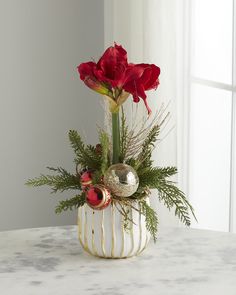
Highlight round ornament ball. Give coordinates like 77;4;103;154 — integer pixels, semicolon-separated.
104;163;139;197
80;170;93;190
86;184;111;210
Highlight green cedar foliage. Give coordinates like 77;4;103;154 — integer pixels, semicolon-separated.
156;180;197;226
26;167;81;193
123;122;197;239
140;200;159;242
68;130;101;170
26;130;111;214
136;124;160;169
55;193;86;214
26;115;196;242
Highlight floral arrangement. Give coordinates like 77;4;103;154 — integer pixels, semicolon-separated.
26;43;196;242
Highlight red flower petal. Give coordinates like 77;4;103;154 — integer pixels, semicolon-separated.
77;62;96;80
141;64;160;90
95;43;128;87
143;98;152;115
120;64;145;86
97;43;127;72
122;63;160;114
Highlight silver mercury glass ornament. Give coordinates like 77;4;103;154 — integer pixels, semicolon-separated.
104;163;139;197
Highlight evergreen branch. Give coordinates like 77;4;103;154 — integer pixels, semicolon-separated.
138;166;177;187
136;124;160;169
91;169;102;185
55;193;86;214
142;124;160;151
131;188;150;200
83;145;101;170
153;167;177;178
140;200;158;242
68;129;85;156
125;157;138;169
123;110;164;160
68;130;101;170
156;181;197;226
25;167;81;193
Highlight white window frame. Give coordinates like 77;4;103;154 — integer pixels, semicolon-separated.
179;0;236;232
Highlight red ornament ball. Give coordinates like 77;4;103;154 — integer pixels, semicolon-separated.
80;171;93;190
86;185;111;210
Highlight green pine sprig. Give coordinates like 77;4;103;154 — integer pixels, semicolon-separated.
68;130;101;170
25;167;81;193
55;193;86;214
140;200;158;242
156;180;197;226
134;165;197;227
136;124;160;169
26;110;197;240
138;166;177;187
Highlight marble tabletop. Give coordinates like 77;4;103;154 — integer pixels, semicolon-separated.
0;225;236;295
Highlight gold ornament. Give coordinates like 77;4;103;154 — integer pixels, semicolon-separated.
104;164;139;197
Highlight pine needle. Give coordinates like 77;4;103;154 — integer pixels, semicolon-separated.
25;167;81;193
68;130;101;170
55;193;86;213
157;180;197;226
140;200;158;242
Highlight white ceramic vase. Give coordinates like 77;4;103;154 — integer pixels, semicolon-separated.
77;199;150;258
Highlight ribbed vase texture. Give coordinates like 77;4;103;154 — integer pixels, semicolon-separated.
77;199;150;258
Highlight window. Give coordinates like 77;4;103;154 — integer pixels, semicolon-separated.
185;0;236;232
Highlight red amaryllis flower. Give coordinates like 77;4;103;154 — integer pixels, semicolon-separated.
94;43;128;88
78;43;128;93
77;43;161;114
122;64;160;115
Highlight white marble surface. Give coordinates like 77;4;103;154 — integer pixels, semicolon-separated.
0;225;236;295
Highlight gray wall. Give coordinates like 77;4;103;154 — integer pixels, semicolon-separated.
0;0;104;230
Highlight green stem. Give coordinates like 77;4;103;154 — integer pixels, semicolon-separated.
112;111;120;164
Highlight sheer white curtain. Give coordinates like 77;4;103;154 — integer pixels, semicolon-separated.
104;0;184;227
104;0;236;232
